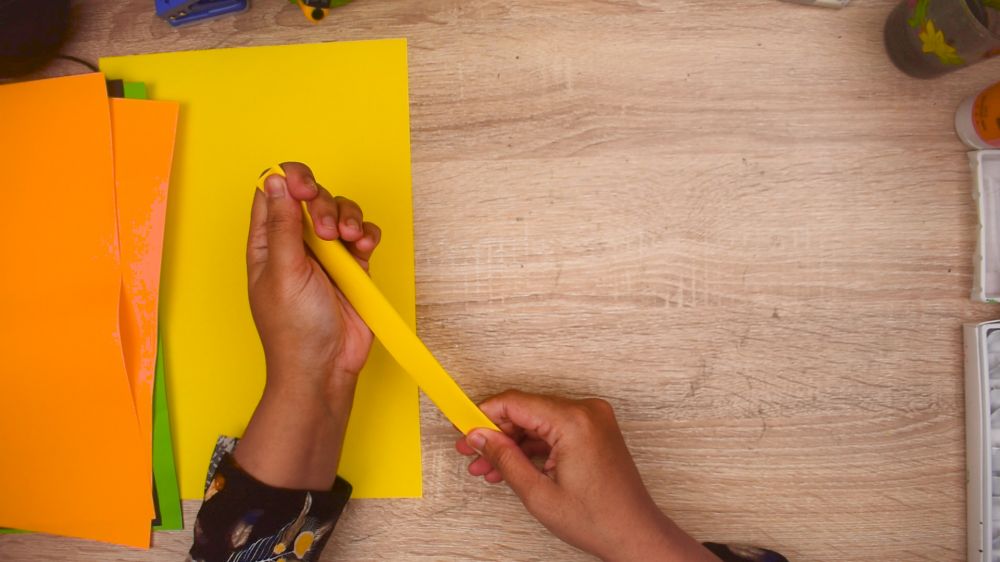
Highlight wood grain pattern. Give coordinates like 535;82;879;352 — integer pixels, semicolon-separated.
2;0;997;560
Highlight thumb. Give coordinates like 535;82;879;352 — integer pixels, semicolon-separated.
262;174;306;271
467;429;552;502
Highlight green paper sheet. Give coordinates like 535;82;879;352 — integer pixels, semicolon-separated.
123;81;147;100
152;336;183;531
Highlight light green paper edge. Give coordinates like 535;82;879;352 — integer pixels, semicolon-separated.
152;335;183;531
123;81;148;100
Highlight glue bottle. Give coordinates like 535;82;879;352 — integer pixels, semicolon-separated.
957;81;1000;149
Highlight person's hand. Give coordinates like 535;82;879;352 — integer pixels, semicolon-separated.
455;391;720;562
236;162;381;490
247;162;381;398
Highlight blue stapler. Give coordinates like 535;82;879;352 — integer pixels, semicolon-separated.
155;0;249;27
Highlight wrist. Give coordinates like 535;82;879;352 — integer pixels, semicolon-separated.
264;365;357;410
237;377;357;490
642;520;719;562
604;512;709;562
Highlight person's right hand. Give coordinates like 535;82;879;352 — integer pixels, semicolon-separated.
455;390;720;562
248;162;381;393
238;162;381;490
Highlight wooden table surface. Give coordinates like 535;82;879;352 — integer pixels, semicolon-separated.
3;0;999;560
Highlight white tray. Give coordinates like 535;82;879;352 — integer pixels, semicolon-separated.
966;320;1000;561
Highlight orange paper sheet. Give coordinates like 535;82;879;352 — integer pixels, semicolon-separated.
0;73;151;548
111;97;179;516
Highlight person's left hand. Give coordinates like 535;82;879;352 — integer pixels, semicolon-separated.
247;162;382;399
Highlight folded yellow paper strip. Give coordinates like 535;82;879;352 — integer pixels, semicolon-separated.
257;165;498;434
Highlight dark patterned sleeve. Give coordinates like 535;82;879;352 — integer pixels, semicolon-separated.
703;542;788;562
188;437;351;562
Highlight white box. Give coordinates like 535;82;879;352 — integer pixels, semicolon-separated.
970;151;1000;303
966;320;1000;561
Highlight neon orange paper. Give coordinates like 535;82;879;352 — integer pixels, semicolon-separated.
0;73;151;548
111;97;179;516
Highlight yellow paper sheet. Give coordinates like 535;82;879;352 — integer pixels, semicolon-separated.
111;97;179;517
0;73;151;547
258;166;496;434
100;39;422;499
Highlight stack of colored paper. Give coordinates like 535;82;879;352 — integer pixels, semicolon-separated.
0;38;423;549
99;38;423;503
0;72;183;547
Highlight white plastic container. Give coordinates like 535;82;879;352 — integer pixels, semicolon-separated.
957;82;1000;150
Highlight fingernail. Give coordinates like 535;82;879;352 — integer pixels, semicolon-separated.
265;175;286;199
346;218;360;231
467;431;486;453
306;177;319;195
321;215;337;229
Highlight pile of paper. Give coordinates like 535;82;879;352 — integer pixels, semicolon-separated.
0;38;422;549
0;73;183;547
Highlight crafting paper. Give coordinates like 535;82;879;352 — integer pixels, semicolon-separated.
0;85;180;539
116;82;184;531
111;96;179;521
152;336;183;530
123;82;147;100
0;73;151;547
258;166;496;434
100;39;422;499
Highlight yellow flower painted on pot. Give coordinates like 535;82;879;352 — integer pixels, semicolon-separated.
294;531;315;558
919;19;965;65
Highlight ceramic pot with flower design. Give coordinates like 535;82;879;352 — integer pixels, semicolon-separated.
885;0;1000;78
